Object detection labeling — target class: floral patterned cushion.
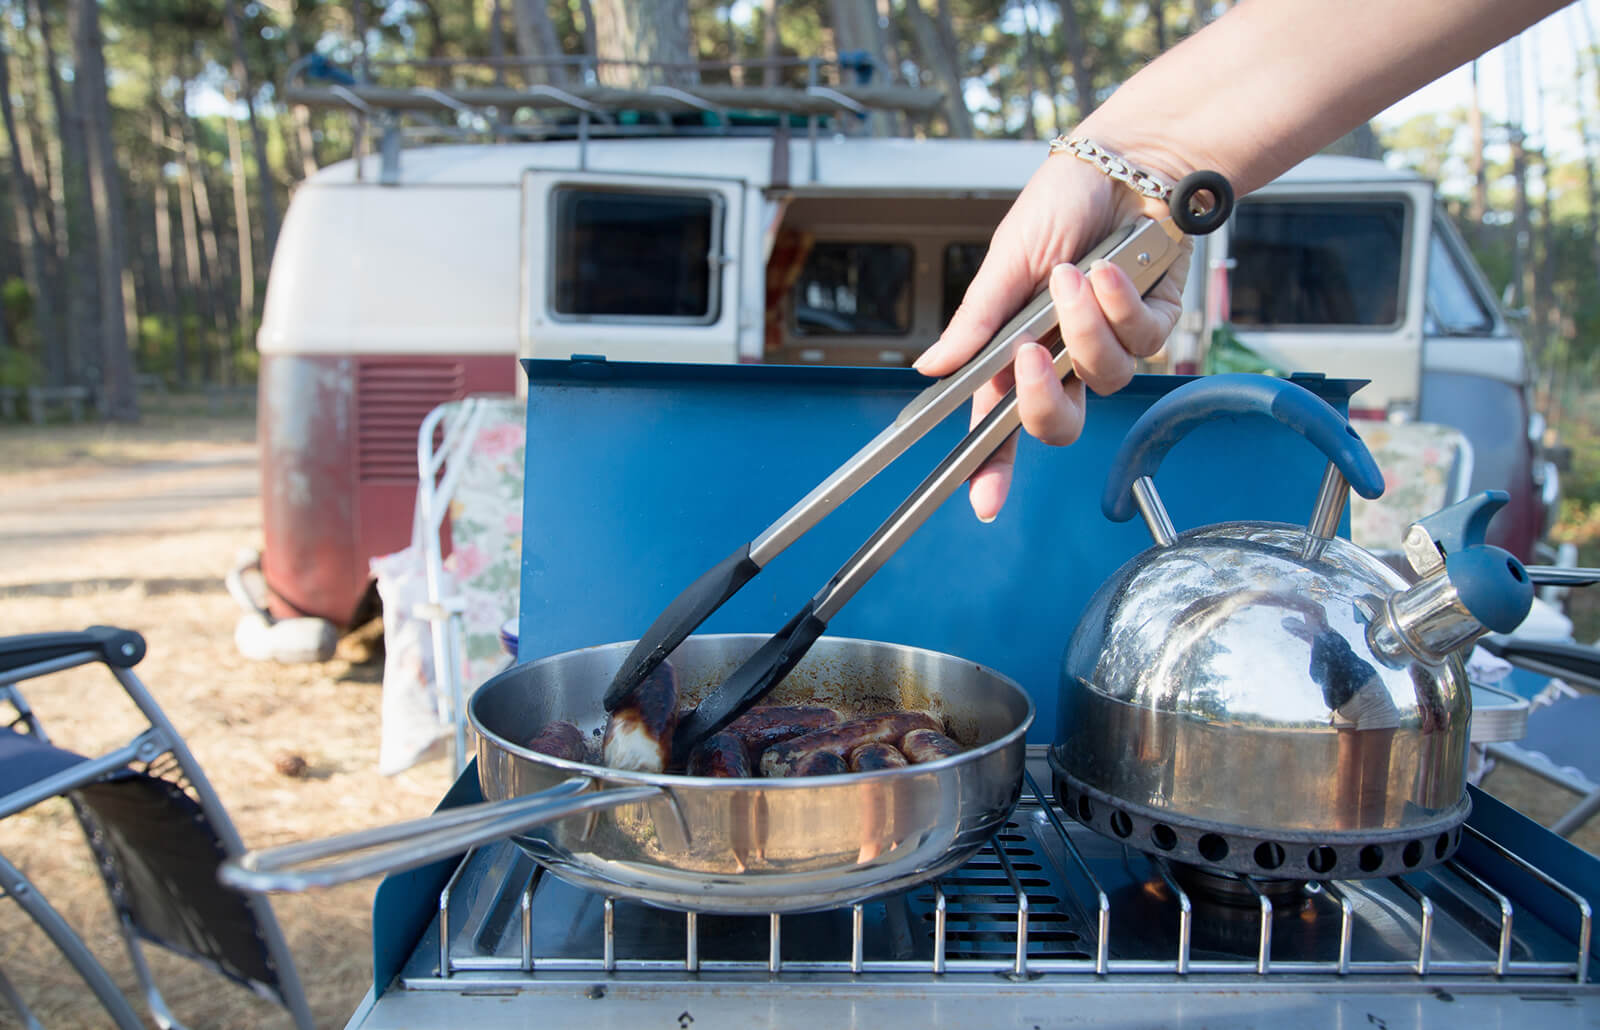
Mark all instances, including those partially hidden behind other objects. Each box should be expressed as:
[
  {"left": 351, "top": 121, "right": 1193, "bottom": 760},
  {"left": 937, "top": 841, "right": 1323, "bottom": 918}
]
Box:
[
  {"left": 442, "top": 399, "right": 526, "bottom": 694},
  {"left": 1349, "top": 421, "right": 1472, "bottom": 553}
]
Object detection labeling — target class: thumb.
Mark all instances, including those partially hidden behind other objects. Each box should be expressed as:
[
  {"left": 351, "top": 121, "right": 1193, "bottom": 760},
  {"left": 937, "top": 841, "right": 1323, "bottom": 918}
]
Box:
[{"left": 914, "top": 242, "right": 1036, "bottom": 378}]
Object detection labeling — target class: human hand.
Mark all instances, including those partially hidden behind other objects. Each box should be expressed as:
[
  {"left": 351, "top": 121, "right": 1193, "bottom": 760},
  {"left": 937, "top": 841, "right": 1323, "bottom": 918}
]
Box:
[{"left": 913, "top": 151, "right": 1193, "bottom": 521}]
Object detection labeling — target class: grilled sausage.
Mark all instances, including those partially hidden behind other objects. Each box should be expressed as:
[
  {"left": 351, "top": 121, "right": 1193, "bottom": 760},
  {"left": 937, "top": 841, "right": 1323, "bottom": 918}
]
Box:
[
  {"left": 759, "top": 711, "right": 940, "bottom": 778},
  {"left": 848, "top": 741, "right": 908, "bottom": 772},
  {"left": 524, "top": 720, "right": 587, "bottom": 762},
  {"left": 791, "top": 750, "right": 849, "bottom": 776},
  {"left": 687, "top": 731, "right": 752, "bottom": 778},
  {"left": 901, "top": 728, "right": 962, "bottom": 764},
  {"left": 602, "top": 661, "right": 679, "bottom": 772},
  {"left": 726, "top": 705, "right": 841, "bottom": 757}
]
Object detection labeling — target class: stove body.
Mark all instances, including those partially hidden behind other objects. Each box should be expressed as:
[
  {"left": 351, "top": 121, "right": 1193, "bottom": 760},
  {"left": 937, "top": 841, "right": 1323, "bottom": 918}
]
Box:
[{"left": 350, "top": 361, "right": 1599, "bottom": 1027}]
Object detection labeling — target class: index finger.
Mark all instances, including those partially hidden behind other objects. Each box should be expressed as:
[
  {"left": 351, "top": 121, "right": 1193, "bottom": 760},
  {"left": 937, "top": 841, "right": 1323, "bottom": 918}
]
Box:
[{"left": 912, "top": 232, "right": 1035, "bottom": 378}]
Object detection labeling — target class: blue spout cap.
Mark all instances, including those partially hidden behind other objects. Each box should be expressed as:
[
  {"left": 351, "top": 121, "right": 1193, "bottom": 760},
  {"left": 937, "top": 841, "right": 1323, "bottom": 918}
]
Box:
[{"left": 1445, "top": 545, "right": 1534, "bottom": 634}]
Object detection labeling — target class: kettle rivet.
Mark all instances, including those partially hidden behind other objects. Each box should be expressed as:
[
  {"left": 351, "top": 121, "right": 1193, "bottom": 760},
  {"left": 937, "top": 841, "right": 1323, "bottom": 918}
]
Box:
[{"left": 1136, "top": 252, "right": 1152, "bottom": 267}]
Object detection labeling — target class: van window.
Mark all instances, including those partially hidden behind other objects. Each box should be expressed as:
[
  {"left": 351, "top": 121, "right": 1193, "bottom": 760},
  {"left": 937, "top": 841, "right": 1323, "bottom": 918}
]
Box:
[
  {"left": 793, "top": 242, "right": 913, "bottom": 336},
  {"left": 943, "top": 243, "right": 987, "bottom": 327},
  {"left": 1228, "top": 200, "right": 1407, "bottom": 328},
  {"left": 1424, "top": 229, "right": 1495, "bottom": 335},
  {"left": 551, "top": 188, "right": 718, "bottom": 320}
]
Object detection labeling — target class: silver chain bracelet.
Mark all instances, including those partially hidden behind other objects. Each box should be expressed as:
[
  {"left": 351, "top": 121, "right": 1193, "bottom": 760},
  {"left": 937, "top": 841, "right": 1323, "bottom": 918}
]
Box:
[{"left": 1048, "top": 135, "right": 1173, "bottom": 203}]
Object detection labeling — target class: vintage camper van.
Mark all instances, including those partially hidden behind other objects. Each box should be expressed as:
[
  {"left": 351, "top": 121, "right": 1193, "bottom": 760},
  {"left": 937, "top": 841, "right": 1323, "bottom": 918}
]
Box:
[{"left": 246, "top": 111, "right": 1557, "bottom": 645}]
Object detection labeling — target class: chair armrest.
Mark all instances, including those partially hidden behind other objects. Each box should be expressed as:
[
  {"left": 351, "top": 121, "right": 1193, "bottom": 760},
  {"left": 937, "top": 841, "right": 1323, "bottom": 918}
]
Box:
[
  {"left": 0, "top": 627, "right": 147, "bottom": 675},
  {"left": 1479, "top": 635, "right": 1600, "bottom": 691}
]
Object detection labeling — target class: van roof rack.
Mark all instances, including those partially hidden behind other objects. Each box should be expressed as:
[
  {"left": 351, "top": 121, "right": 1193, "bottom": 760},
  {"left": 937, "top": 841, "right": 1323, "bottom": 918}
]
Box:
[{"left": 286, "top": 55, "right": 946, "bottom": 182}]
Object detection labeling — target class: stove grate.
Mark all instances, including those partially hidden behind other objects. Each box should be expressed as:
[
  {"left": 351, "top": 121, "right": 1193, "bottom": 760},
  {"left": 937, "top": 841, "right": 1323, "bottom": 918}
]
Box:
[{"left": 417, "top": 770, "right": 1593, "bottom": 987}]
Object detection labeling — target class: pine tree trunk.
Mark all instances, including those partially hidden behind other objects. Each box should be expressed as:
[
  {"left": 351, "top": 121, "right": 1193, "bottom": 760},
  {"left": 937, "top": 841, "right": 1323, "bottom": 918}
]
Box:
[
  {"left": 489, "top": 0, "right": 506, "bottom": 83},
  {"left": 1058, "top": 0, "right": 1097, "bottom": 122},
  {"left": 905, "top": 0, "right": 972, "bottom": 137},
  {"left": 576, "top": 0, "right": 597, "bottom": 63},
  {"left": 224, "top": 91, "right": 256, "bottom": 357},
  {"left": 762, "top": 0, "right": 779, "bottom": 86},
  {"left": 1468, "top": 61, "right": 1487, "bottom": 225},
  {"left": 1019, "top": 0, "right": 1054, "bottom": 138},
  {"left": 149, "top": 105, "right": 186, "bottom": 383},
  {"left": 591, "top": 0, "right": 694, "bottom": 86},
  {"left": 830, "top": 0, "right": 892, "bottom": 133},
  {"left": 1151, "top": 0, "right": 1166, "bottom": 53},
  {"left": 175, "top": 134, "right": 207, "bottom": 379},
  {"left": 72, "top": 0, "right": 137, "bottom": 421},
  {"left": 279, "top": 18, "right": 321, "bottom": 178},
  {"left": 34, "top": 0, "right": 98, "bottom": 389},
  {"left": 224, "top": 0, "right": 281, "bottom": 259},
  {"left": 174, "top": 81, "right": 225, "bottom": 382},
  {"left": 187, "top": 127, "right": 233, "bottom": 384},
  {"left": 0, "top": 33, "right": 61, "bottom": 371},
  {"left": 14, "top": 11, "right": 58, "bottom": 257},
  {"left": 514, "top": 0, "right": 569, "bottom": 85}
]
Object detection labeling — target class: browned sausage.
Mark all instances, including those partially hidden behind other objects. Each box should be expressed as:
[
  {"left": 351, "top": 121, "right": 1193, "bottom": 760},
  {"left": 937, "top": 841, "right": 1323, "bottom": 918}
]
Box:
[
  {"left": 759, "top": 711, "right": 940, "bottom": 778},
  {"left": 848, "top": 741, "right": 908, "bottom": 772},
  {"left": 791, "top": 750, "right": 849, "bottom": 776},
  {"left": 725, "top": 705, "right": 842, "bottom": 757},
  {"left": 602, "top": 661, "right": 679, "bottom": 772},
  {"left": 901, "top": 728, "right": 962, "bottom": 764},
  {"left": 524, "top": 720, "right": 586, "bottom": 762},
  {"left": 687, "top": 731, "right": 752, "bottom": 778}
]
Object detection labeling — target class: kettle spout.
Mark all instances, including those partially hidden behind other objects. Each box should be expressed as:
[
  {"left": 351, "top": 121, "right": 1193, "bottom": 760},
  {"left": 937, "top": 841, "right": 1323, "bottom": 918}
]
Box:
[{"left": 1370, "top": 490, "right": 1537, "bottom": 665}]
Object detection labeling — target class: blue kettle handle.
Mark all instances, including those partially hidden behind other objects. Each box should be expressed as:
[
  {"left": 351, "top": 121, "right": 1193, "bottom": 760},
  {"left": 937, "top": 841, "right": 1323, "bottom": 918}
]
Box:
[{"left": 1102, "top": 374, "right": 1386, "bottom": 523}]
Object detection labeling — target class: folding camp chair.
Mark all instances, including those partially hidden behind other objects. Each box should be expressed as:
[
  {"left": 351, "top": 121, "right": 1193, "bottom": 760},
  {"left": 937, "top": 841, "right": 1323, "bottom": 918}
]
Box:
[
  {"left": 1483, "top": 635, "right": 1600, "bottom": 839},
  {"left": 0, "top": 626, "right": 313, "bottom": 1029}
]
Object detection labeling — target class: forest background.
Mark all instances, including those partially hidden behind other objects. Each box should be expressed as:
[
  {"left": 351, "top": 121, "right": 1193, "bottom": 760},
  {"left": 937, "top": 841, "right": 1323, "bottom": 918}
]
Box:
[{"left": 1, "top": 0, "right": 1599, "bottom": 545}]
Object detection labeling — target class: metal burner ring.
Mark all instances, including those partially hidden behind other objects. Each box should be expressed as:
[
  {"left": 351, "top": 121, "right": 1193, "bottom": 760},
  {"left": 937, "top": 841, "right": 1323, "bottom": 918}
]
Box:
[{"left": 1049, "top": 764, "right": 1469, "bottom": 881}]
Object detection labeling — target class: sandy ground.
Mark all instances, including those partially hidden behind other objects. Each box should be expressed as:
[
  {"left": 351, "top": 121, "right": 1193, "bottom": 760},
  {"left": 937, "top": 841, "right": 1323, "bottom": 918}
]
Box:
[
  {"left": 0, "top": 409, "right": 451, "bottom": 1028},
  {"left": 0, "top": 404, "right": 1594, "bottom": 1029}
]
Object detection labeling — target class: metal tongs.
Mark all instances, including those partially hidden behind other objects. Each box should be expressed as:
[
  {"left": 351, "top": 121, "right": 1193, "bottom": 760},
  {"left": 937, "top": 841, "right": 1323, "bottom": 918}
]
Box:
[{"left": 605, "top": 170, "right": 1236, "bottom": 761}]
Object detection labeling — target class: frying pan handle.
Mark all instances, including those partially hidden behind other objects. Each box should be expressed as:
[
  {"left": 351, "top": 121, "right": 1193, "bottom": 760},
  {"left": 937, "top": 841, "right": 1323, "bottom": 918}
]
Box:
[
  {"left": 217, "top": 777, "right": 663, "bottom": 893},
  {"left": 1102, "top": 374, "right": 1386, "bottom": 526}
]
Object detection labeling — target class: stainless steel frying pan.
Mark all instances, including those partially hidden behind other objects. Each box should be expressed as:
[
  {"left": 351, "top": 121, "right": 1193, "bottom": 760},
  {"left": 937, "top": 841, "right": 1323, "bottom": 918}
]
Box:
[{"left": 220, "top": 635, "right": 1033, "bottom": 914}]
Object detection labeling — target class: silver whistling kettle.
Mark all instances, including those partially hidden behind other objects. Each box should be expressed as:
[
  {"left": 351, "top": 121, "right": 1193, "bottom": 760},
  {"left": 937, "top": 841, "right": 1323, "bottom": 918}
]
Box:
[{"left": 1050, "top": 374, "right": 1534, "bottom": 880}]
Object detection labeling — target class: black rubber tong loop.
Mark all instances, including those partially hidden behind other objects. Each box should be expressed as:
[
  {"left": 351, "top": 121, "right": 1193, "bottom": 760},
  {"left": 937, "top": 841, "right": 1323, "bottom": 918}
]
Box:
[{"left": 1170, "top": 169, "right": 1234, "bottom": 235}]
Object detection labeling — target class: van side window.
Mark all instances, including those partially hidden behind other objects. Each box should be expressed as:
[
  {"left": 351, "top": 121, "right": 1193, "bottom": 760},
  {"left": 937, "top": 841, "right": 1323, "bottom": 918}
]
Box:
[
  {"left": 942, "top": 243, "right": 987, "bottom": 327},
  {"left": 551, "top": 188, "right": 718, "bottom": 320},
  {"left": 793, "top": 242, "right": 913, "bottom": 336},
  {"left": 1228, "top": 200, "right": 1406, "bottom": 328},
  {"left": 1424, "top": 229, "right": 1494, "bottom": 335}
]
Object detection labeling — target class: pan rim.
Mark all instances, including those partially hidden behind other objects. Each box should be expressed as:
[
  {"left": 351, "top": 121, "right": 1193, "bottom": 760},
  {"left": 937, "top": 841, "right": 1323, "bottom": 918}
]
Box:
[{"left": 468, "top": 632, "right": 1035, "bottom": 789}]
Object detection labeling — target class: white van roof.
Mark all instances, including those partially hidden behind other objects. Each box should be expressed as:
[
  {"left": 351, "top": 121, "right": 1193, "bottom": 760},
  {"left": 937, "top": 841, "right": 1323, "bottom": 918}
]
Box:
[
  {"left": 307, "top": 138, "right": 1415, "bottom": 194},
  {"left": 308, "top": 136, "right": 1043, "bottom": 192}
]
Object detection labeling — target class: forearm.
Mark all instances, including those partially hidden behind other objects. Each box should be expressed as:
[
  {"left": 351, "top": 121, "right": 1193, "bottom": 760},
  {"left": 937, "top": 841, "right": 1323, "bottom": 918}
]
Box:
[{"left": 1076, "top": 0, "right": 1565, "bottom": 193}]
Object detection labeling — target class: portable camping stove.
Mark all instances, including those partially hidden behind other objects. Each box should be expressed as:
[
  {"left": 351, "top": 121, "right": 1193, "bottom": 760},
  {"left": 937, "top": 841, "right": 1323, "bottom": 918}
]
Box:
[{"left": 344, "top": 362, "right": 1599, "bottom": 1028}]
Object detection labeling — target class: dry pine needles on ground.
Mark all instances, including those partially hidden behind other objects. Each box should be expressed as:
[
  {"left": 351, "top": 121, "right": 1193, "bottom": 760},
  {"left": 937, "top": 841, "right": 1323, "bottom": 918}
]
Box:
[{"left": 0, "top": 410, "right": 450, "bottom": 1028}]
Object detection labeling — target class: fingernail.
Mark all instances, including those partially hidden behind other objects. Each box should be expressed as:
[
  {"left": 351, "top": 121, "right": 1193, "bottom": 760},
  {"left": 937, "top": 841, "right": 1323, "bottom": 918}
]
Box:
[
  {"left": 912, "top": 343, "right": 940, "bottom": 373},
  {"left": 1053, "top": 262, "right": 1086, "bottom": 295},
  {"left": 1089, "top": 258, "right": 1126, "bottom": 287},
  {"left": 1015, "top": 341, "right": 1053, "bottom": 385},
  {"left": 976, "top": 511, "right": 997, "bottom": 524}
]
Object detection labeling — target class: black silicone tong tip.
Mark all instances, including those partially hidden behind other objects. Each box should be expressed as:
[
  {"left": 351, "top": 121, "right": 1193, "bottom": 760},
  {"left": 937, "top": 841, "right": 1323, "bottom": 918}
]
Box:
[
  {"left": 603, "top": 543, "right": 761, "bottom": 712},
  {"left": 671, "top": 603, "right": 828, "bottom": 764}
]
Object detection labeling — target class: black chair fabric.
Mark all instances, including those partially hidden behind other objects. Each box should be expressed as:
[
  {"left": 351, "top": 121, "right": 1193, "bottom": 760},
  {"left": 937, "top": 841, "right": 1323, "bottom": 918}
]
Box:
[{"left": 72, "top": 773, "right": 285, "bottom": 999}]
